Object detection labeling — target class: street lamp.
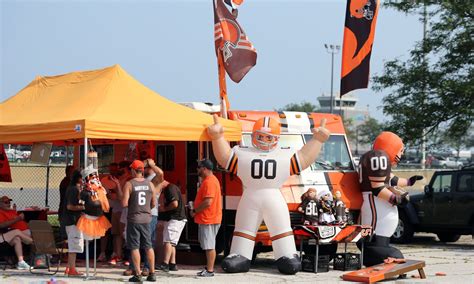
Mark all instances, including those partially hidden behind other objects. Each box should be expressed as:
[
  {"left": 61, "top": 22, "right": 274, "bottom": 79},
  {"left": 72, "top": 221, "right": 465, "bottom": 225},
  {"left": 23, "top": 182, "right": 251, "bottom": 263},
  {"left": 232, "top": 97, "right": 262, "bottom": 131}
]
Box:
[{"left": 324, "top": 44, "right": 340, "bottom": 114}]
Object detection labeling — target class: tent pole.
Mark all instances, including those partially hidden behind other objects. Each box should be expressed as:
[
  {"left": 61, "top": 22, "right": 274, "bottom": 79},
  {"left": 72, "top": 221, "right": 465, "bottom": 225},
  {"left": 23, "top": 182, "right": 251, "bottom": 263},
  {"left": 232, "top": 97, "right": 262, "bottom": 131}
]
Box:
[
  {"left": 83, "top": 136, "right": 90, "bottom": 280},
  {"left": 84, "top": 137, "right": 88, "bottom": 170}
]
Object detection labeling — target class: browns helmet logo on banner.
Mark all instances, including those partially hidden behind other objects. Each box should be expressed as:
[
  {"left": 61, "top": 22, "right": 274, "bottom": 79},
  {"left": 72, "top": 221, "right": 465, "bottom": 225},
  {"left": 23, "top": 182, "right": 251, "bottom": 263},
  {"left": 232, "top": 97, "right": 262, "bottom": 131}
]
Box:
[
  {"left": 340, "top": 0, "right": 379, "bottom": 96},
  {"left": 214, "top": 0, "right": 257, "bottom": 83}
]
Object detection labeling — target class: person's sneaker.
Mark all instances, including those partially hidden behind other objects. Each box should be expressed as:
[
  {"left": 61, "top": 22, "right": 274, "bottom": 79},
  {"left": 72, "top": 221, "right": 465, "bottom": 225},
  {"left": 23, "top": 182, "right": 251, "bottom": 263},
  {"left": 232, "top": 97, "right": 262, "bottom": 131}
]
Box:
[
  {"left": 123, "top": 260, "right": 130, "bottom": 266},
  {"left": 128, "top": 274, "right": 143, "bottom": 282},
  {"left": 17, "top": 260, "right": 30, "bottom": 270},
  {"left": 169, "top": 263, "right": 178, "bottom": 271},
  {"left": 146, "top": 273, "right": 156, "bottom": 282},
  {"left": 156, "top": 263, "right": 169, "bottom": 272},
  {"left": 65, "top": 267, "right": 83, "bottom": 276},
  {"left": 108, "top": 256, "right": 118, "bottom": 265},
  {"left": 141, "top": 268, "right": 149, "bottom": 276},
  {"left": 97, "top": 252, "right": 107, "bottom": 262},
  {"left": 197, "top": 269, "right": 215, "bottom": 277},
  {"left": 196, "top": 268, "right": 207, "bottom": 275}
]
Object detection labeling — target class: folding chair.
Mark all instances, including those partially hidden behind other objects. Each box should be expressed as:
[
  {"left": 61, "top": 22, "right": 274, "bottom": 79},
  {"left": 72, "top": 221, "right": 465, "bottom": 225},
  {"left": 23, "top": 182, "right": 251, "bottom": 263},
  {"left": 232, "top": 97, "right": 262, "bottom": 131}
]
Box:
[
  {"left": 0, "top": 228, "right": 18, "bottom": 270},
  {"left": 28, "top": 220, "right": 63, "bottom": 275}
]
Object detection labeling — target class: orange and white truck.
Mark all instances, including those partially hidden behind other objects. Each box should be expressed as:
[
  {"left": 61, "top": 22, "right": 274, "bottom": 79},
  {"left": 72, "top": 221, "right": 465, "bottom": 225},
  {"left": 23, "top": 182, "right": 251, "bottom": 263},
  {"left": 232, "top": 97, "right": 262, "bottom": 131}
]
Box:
[
  {"left": 179, "top": 102, "right": 362, "bottom": 255},
  {"left": 82, "top": 102, "right": 362, "bottom": 256}
]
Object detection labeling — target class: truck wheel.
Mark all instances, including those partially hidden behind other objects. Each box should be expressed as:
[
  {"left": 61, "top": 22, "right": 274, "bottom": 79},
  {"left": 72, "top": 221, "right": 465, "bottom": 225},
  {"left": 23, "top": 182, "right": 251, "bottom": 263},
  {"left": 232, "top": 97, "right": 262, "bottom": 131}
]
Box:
[
  {"left": 391, "top": 211, "right": 414, "bottom": 244},
  {"left": 437, "top": 233, "right": 461, "bottom": 242}
]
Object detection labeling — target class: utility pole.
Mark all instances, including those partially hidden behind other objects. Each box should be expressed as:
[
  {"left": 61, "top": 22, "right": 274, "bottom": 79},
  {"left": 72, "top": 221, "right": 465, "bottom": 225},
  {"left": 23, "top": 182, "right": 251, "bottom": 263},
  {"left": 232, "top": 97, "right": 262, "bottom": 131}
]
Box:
[
  {"left": 324, "top": 44, "right": 340, "bottom": 114},
  {"left": 421, "top": 2, "right": 427, "bottom": 169}
]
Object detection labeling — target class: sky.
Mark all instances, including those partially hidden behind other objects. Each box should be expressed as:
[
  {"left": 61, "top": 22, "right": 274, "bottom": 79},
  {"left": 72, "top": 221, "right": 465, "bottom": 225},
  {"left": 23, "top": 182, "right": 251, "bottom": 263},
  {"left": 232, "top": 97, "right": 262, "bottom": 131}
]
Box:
[{"left": 1, "top": 0, "right": 423, "bottom": 121}]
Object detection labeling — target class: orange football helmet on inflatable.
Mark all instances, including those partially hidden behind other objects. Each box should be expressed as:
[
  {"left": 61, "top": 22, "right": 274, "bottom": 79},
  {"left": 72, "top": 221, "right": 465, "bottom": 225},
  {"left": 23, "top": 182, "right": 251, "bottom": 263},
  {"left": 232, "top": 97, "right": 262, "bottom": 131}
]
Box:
[
  {"left": 251, "top": 117, "right": 281, "bottom": 151},
  {"left": 373, "top": 131, "right": 404, "bottom": 165}
]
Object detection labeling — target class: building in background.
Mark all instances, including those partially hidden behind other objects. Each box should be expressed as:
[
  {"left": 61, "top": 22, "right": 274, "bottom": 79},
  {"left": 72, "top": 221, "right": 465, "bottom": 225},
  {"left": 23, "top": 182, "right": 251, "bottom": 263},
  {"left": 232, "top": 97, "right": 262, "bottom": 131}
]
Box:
[{"left": 317, "top": 92, "right": 370, "bottom": 156}]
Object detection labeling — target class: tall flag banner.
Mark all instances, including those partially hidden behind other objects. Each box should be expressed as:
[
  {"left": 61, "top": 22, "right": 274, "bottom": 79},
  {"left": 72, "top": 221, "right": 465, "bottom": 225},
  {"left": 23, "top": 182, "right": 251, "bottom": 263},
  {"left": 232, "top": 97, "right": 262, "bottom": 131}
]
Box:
[
  {"left": 340, "top": 0, "right": 379, "bottom": 96},
  {"left": 214, "top": 0, "right": 257, "bottom": 84},
  {"left": 0, "top": 145, "right": 12, "bottom": 182},
  {"left": 224, "top": 0, "right": 243, "bottom": 9}
]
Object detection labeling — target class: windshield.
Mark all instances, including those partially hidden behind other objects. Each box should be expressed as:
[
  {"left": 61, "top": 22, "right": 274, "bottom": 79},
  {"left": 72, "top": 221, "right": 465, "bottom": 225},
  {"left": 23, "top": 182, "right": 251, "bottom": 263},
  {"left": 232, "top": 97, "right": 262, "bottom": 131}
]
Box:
[
  {"left": 241, "top": 133, "right": 353, "bottom": 171},
  {"left": 303, "top": 134, "right": 354, "bottom": 171}
]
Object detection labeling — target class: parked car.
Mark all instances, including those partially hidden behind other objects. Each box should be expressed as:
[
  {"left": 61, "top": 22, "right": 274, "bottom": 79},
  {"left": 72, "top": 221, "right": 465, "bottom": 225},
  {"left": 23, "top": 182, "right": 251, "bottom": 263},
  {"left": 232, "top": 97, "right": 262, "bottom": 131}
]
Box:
[
  {"left": 6, "top": 152, "right": 28, "bottom": 163},
  {"left": 431, "top": 156, "right": 464, "bottom": 169},
  {"left": 391, "top": 165, "right": 474, "bottom": 243}
]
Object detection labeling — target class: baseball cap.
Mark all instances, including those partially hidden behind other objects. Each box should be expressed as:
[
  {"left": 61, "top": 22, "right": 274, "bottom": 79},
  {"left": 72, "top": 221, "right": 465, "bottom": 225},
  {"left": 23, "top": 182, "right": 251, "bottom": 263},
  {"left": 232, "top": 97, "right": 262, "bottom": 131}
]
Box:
[
  {"left": 0, "top": 196, "right": 12, "bottom": 202},
  {"left": 197, "top": 159, "right": 214, "bottom": 171},
  {"left": 130, "top": 160, "right": 145, "bottom": 170}
]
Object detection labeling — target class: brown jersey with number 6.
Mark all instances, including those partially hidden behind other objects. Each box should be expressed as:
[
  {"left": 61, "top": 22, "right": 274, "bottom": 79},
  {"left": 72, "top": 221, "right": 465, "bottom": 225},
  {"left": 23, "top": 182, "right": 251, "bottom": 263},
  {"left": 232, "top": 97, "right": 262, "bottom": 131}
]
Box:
[{"left": 127, "top": 179, "right": 152, "bottom": 224}]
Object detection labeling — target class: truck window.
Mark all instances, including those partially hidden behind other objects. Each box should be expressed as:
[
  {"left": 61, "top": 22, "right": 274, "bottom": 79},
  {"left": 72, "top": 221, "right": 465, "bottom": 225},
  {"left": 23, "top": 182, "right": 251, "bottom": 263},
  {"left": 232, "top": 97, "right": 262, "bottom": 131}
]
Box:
[
  {"left": 457, "top": 173, "right": 473, "bottom": 192},
  {"left": 155, "top": 145, "right": 175, "bottom": 171},
  {"left": 432, "top": 174, "right": 452, "bottom": 193},
  {"left": 303, "top": 134, "right": 353, "bottom": 171}
]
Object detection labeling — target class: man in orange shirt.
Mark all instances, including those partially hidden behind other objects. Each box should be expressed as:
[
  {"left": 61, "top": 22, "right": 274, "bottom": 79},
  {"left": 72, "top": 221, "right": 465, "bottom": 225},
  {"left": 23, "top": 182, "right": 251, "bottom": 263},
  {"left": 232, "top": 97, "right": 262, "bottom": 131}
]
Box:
[
  {"left": 190, "top": 159, "right": 222, "bottom": 277},
  {"left": 0, "top": 196, "right": 29, "bottom": 233}
]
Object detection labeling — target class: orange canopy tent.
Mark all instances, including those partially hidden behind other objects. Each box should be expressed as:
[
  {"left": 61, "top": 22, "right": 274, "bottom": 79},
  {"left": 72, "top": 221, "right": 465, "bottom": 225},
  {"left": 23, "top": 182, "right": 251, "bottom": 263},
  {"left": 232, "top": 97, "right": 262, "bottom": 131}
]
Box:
[{"left": 0, "top": 65, "right": 241, "bottom": 144}]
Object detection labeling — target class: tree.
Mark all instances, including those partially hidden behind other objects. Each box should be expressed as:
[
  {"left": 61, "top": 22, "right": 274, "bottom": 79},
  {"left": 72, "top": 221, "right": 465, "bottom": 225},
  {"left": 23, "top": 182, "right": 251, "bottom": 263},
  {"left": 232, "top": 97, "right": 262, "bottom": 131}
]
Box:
[
  {"left": 358, "top": 117, "right": 384, "bottom": 145},
  {"left": 277, "top": 101, "right": 319, "bottom": 112},
  {"left": 372, "top": 1, "right": 473, "bottom": 143}
]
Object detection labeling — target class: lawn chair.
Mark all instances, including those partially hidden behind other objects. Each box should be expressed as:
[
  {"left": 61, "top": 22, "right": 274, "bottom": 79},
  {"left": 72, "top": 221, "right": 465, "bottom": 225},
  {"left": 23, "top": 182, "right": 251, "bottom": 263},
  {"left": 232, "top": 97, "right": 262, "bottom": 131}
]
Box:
[
  {"left": 0, "top": 228, "right": 17, "bottom": 270},
  {"left": 28, "top": 220, "right": 63, "bottom": 275}
]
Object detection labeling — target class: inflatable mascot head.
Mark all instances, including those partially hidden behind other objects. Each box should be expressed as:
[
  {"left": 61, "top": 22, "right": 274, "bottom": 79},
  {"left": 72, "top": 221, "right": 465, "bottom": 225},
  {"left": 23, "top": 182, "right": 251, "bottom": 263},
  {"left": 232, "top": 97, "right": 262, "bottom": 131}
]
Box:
[
  {"left": 373, "top": 131, "right": 404, "bottom": 166},
  {"left": 251, "top": 116, "right": 281, "bottom": 151}
]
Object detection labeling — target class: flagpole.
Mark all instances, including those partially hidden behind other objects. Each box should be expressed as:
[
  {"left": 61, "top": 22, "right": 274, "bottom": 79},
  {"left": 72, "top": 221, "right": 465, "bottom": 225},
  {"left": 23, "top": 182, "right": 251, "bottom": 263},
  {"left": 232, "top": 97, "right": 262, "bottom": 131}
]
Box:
[{"left": 217, "top": 51, "right": 229, "bottom": 119}]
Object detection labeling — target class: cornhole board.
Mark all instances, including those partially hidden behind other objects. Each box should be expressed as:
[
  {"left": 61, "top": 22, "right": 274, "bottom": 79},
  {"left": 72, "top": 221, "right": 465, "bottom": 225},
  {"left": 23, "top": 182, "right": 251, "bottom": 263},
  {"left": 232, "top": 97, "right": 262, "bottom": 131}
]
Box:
[{"left": 342, "top": 259, "right": 426, "bottom": 283}]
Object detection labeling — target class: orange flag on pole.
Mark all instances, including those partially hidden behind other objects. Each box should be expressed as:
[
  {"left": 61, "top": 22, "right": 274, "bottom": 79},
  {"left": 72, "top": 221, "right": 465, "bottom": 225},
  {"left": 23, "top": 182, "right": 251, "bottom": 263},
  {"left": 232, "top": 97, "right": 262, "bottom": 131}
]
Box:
[{"left": 340, "top": 0, "right": 379, "bottom": 96}]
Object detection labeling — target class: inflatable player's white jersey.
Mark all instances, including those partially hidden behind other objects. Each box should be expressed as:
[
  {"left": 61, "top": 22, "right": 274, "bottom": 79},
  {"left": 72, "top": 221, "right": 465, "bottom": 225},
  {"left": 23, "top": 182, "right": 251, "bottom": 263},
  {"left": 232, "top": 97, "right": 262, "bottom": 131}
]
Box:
[{"left": 228, "top": 145, "right": 299, "bottom": 190}]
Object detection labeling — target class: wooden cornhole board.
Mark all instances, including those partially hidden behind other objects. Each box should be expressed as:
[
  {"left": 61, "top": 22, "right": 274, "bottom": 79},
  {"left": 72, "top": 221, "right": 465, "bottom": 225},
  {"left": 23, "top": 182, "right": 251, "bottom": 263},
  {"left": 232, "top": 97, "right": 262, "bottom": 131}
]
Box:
[{"left": 342, "top": 259, "right": 426, "bottom": 283}]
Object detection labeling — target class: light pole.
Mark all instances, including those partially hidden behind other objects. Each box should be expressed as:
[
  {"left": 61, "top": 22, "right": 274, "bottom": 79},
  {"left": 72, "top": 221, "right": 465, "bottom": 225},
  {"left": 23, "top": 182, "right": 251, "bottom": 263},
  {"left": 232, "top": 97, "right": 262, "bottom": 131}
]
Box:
[{"left": 324, "top": 44, "right": 340, "bottom": 114}]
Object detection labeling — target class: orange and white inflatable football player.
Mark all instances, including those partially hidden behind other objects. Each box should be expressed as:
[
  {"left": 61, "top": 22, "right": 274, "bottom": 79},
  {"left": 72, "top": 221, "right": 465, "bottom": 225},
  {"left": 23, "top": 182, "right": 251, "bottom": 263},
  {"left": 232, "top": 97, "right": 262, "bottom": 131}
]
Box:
[{"left": 208, "top": 114, "right": 330, "bottom": 274}]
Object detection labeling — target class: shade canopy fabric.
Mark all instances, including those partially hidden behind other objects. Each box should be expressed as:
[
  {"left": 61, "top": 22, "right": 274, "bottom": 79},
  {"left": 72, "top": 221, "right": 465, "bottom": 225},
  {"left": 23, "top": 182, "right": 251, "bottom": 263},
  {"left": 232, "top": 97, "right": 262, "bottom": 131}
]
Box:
[{"left": 0, "top": 65, "right": 241, "bottom": 144}]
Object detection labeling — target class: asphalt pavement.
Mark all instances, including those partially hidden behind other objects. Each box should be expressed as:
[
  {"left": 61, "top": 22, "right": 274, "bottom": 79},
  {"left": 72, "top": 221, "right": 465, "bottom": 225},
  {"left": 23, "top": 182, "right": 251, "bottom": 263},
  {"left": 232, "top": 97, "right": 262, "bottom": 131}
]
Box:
[{"left": 1, "top": 234, "right": 472, "bottom": 283}]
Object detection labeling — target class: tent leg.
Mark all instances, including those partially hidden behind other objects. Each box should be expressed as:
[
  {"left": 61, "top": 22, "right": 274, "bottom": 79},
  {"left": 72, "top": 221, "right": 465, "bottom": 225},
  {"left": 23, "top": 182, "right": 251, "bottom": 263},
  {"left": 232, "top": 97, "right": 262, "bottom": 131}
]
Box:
[
  {"left": 93, "top": 238, "right": 97, "bottom": 276},
  {"left": 84, "top": 240, "right": 90, "bottom": 279}
]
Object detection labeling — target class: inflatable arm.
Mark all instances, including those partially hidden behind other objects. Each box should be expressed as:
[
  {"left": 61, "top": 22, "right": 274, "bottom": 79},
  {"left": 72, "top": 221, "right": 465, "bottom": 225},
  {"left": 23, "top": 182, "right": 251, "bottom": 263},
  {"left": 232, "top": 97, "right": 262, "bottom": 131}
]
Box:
[
  {"left": 208, "top": 114, "right": 232, "bottom": 168},
  {"left": 296, "top": 119, "right": 330, "bottom": 170}
]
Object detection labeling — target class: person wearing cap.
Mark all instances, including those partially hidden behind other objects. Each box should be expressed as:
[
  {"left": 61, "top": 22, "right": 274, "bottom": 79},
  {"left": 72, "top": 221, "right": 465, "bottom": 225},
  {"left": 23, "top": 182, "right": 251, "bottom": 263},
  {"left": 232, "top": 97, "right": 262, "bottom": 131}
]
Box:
[
  {"left": 122, "top": 160, "right": 157, "bottom": 282},
  {"left": 64, "top": 170, "right": 86, "bottom": 276},
  {"left": 123, "top": 158, "right": 164, "bottom": 277},
  {"left": 0, "top": 196, "right": 30, "bottom": 234},
  {"left": 190, "top": 159, "right": 222, "bottom": 277},
  {"left": 0, "top": 195, "right": 33, "bottom": 270}
]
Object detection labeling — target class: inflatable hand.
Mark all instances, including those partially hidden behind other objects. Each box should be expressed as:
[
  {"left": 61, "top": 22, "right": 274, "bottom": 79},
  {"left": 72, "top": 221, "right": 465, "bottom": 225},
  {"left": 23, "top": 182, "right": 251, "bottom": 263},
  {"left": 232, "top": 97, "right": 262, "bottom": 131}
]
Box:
[
  {"left": 208, "top": 114, "right": 224, "bottom": 140},
  {"left": 408, "top": 175, "right": 423, "bottom": 186},
  {"left": 312, "top": 118, "right": 330, "bottom": 143}
]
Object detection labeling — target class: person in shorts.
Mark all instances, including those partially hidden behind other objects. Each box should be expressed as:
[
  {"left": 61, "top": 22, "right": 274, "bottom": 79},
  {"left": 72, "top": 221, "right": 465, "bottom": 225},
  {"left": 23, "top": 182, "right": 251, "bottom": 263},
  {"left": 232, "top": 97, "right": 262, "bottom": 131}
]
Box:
[
  {"left": 190, "top": 159, "right": 222, "bottom": 277},
  {"left": 156, "top": 181, "right": 187, "bottom": 272},
  {"left": 64, "top": 170, "right": 85, "bottom": 276},
  {"left": 122, "top": 160, "right": 157, "bottom": 282}
]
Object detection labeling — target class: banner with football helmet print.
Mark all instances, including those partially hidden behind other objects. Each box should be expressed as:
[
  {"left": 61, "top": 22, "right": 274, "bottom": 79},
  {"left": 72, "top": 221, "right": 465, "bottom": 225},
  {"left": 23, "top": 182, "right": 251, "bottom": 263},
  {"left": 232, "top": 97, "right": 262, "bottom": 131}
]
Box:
[
  {"left": 0, "top": 145, "right": 12, "bottom": 182},
  {"left": 340, "top": 0, "right": 379, "bottom": 96},
  {"left": 214, "top": 0, "right": 257, "bottom": 83}
]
